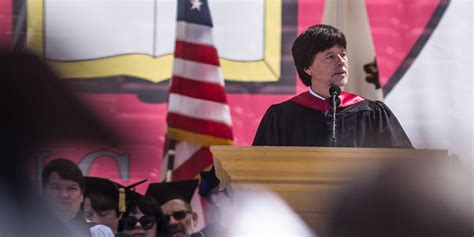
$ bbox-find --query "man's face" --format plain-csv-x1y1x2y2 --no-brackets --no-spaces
44,172,84,220
161,199,197,237
83,197,119,232
305,44,348,92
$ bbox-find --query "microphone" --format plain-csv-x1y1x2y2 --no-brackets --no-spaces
329,86,341,147
329,85,341,108
329,85,341,101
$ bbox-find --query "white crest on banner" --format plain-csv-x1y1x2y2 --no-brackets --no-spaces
385,0,473,168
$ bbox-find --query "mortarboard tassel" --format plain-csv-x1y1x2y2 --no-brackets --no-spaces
118,187,126,214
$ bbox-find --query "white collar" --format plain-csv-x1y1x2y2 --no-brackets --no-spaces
308,89,326,101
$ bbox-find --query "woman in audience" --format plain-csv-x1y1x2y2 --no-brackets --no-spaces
119,196,169,237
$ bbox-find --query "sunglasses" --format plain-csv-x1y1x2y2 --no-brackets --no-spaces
164,210,192,222
122,215,156,230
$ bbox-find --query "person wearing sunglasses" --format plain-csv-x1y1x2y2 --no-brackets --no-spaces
120,196,169,237
146,180,199,237
161,202,197,237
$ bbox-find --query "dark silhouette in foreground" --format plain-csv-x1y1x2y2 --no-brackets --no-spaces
0,51,118,236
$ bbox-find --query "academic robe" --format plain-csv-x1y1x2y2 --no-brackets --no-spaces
68,212,93,237
253,91,412,148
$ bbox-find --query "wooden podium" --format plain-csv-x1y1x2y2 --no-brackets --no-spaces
210,146,448,235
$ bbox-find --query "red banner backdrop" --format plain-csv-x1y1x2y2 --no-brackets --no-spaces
25,0,450,193
0,0,12,48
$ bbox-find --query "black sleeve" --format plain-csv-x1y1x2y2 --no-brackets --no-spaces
252,105,281,146
374,101,413,148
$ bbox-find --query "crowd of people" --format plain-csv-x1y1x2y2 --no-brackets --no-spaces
39,156,473,237
41,158,226,237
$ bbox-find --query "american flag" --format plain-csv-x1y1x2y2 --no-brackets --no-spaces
162,0,233,181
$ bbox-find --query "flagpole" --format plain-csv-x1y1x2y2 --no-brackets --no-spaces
165,139,176,182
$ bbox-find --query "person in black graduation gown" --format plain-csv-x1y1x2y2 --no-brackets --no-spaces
253,24,412,148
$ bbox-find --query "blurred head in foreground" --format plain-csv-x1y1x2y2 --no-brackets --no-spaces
326,158,473,237
0,51,117,176
0,51,117,236
227,188,315,237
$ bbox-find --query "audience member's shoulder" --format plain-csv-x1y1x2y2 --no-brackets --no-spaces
90,224,114,237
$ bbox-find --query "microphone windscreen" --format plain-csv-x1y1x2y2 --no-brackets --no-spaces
329,86,341,96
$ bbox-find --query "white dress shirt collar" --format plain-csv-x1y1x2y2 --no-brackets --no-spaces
308,89,326,101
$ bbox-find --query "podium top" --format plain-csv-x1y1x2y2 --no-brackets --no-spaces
210,145,449,183
211,145,447,160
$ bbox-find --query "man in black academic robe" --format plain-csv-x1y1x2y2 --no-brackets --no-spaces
253,90,412,148
253,24,412,148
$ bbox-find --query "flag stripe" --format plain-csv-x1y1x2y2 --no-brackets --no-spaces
176,21,213,46
170,76,227,103
167,127,233,147
175,140,202,168
173,147,214,180
175,40,220,66
167,113,233,140
168,93,232,125
173,58,224,85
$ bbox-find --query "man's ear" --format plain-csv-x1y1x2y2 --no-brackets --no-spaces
192,212,198,227
304,68,311,76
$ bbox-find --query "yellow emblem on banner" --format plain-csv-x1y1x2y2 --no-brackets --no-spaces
27,0,281,83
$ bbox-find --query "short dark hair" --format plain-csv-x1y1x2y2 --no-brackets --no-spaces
122,196,169,236
41,158,85,192
83,177,121,216
291,24,347,86
86,192,118,215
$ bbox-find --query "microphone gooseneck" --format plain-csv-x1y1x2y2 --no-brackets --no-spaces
329,86,340,147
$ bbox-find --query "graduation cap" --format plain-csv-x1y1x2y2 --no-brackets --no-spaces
85,177,147,214
145,179,198,205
